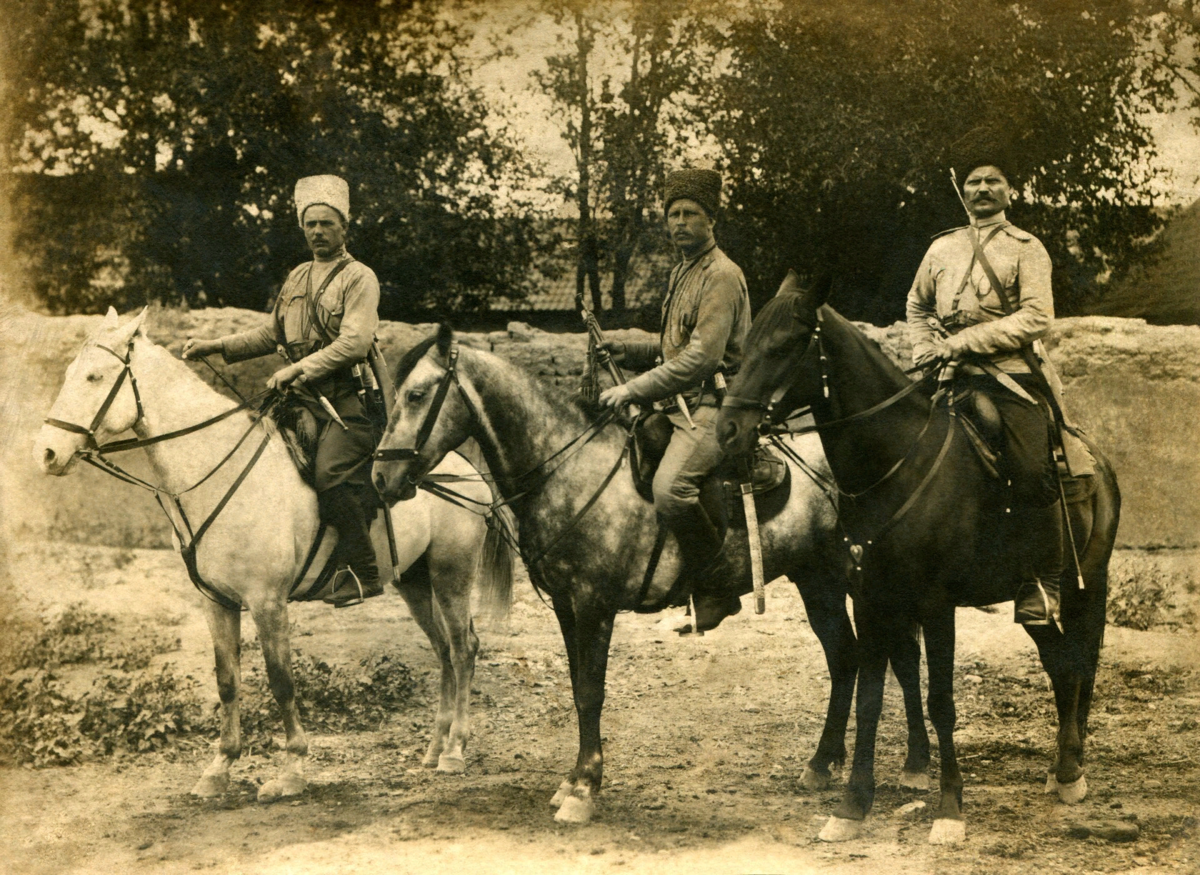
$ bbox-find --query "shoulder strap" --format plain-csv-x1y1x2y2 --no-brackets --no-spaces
304,257,354,346
969,226,1065,423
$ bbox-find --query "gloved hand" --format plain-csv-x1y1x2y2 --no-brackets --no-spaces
597,383,633,410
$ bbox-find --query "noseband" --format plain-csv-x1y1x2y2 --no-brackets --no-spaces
44,340,144,449
375,342,477,464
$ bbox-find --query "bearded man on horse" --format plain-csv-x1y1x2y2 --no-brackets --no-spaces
906,136,1072,626
597,168,752,632
183,174,384,608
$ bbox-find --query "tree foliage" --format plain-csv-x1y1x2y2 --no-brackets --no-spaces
532,0,714,320
704,0,1180,322
4,0,542,318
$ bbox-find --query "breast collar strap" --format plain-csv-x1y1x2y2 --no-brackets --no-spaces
44,341,144,448
375,342,479,463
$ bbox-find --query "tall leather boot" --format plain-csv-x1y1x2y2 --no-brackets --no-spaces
321,484,383,608
669,503,739,634
1014,501,1064,626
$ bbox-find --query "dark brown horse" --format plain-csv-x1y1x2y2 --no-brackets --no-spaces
717,283,1120,844
372,325,937,823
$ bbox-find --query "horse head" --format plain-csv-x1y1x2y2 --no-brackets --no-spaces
36,306,149,475
373,323,476,502
718,270,830,456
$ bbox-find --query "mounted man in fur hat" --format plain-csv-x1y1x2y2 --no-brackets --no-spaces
597,168,752,632
183,174,385,608
906,130,1075,626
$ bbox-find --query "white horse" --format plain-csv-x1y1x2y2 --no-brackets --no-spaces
34,307,512,801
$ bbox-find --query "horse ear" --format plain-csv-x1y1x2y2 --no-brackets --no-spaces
111,306,149,348
103,307,120,329
776,269,802,297
798,270,833,311
435,322,454,361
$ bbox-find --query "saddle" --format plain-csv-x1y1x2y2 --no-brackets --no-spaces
950,386,1096,504
629,411,789,507
270,400,320,486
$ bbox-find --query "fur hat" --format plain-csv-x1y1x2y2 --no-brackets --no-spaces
295,175,350,227
664,168,722,217
948,125,1019,188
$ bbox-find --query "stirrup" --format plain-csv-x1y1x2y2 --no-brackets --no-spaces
1014,579,1059,626
324,567,380,608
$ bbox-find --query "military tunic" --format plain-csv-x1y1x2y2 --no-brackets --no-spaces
620,241,751,522
622,242,751,407
906,218,1053,375
906,218,1059,506
220,255,380,492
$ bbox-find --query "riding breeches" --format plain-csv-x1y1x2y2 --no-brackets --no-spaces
651,405,724,525
965,373,1058,508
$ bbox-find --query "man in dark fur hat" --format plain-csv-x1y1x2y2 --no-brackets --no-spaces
597,168,752,632
906,131,1065,625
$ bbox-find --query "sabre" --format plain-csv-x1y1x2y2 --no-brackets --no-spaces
277,345,347,431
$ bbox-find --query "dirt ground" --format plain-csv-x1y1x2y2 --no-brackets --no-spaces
1,540,1197,875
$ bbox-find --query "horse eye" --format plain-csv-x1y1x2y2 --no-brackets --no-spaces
86,372,104,383
406,390,426,404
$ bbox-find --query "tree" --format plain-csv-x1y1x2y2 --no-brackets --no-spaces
3,0,543,319
532,0,716,319
704,0,1181,322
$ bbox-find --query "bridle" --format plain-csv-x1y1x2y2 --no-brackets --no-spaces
372,339,630,572
374,341,481,469
723,310,931,435
44,340,144,448
42,332,283,611
720,305,953,578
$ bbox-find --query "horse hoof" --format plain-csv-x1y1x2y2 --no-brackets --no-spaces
1057,773,1087,804
436,754,466,774
818,816,862,842
257,775,307,803
898,770,931,790
190,773,229,798
929,818,966,844
549,780,573,809
554,791,595,824
800,766,832,791
1044,771,1058,794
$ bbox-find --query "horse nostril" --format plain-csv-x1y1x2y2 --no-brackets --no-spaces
373,471,387,494
43,447,57,467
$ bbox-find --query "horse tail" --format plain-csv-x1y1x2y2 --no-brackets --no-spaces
476,506,516,624
1077,441,1121,653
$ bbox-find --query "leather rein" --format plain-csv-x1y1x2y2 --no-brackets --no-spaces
373,340,632,570
43,338,299,611
722,309,955,572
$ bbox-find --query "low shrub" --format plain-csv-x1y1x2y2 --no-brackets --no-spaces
238,651,418,746
0,664,202,766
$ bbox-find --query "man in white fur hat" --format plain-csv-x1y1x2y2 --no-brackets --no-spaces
184,174,384,607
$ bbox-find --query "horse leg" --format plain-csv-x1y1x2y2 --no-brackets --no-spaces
394,557,456,769
429,553,480,774
924,607,966,844
191,601,242,797
793,575,856,790
892,631,932,790
1025,622,1088,803
548,598,580,810
552,599,616,825
252,601,309,802
820,602,891,842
